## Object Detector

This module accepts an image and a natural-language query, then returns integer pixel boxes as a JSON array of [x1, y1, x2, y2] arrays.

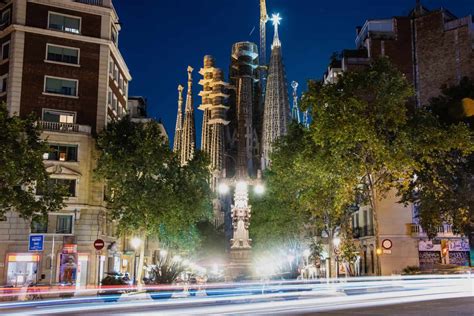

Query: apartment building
[[324, 4, 473, 275], [0, 0, 131, 287]]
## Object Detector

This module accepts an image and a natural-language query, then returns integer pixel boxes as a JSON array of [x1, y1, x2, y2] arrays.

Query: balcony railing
[[73, 0, 112, 8], [39, 121, 91, 134], [353, 225, 374, 238], [410, 224, 455, 237]]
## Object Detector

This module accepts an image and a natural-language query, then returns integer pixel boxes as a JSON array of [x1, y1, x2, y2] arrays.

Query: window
[[42, 109, 75, 123], [118, 73, 123, 91], [111, 26, 118, 46], [123, 81, 128, 96], [109, 60, 113, 76], [0, 9, 11, 29], [108, 88, 112, 107], [113, 65, 118, 82], [0, 74, 7, 93], [48, 12, 80, 34], [112, 95, 117, 112], [56, 215, 73, 234], [44, 76, 78, 97], [36, 178, 76, 197], [46, 44, 79, 65], [2, 41, 9, 60], [31, 217, 48, 234], [44, 144, 78, 162]]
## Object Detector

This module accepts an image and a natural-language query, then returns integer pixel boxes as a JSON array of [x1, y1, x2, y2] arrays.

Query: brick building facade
[[323, 5, 473, 276], [0, 0, 131, 287]]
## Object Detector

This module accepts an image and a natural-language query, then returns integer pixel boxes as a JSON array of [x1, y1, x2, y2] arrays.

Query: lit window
[[1, 41, 9, 60], [42, 109, 75, 124], [46, 44, 79, 65], [48, 12, 80, 34], [44, 144, 78, 162], [44, 76, 78, 97]]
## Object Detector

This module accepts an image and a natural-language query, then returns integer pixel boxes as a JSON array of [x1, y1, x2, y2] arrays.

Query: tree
[[401, 77, 474, 238], [251, 123, 356, 277], [95, 117, 213, 282], [301, 58, 473, 273], [0, 102, 64, 220]]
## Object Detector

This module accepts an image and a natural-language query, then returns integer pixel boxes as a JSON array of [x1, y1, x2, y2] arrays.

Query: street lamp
[[130, 237, 141, 285], [254, 184, 265, 195], [218, 183, 230, 195], [333, 237, 341, 278]]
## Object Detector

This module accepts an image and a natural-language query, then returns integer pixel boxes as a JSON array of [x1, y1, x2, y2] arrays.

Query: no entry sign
[[94, 239, 105, 250]]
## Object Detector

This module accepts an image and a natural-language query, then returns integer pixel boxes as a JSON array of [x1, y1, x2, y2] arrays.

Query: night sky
[[114, 0, 472, 146]]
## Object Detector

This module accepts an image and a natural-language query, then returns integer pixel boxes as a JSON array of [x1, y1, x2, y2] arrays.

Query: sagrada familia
[[172, 0, 307, 276]]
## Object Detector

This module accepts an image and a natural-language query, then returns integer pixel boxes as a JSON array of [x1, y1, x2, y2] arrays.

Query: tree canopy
[[95, 117, 213, 250], [251, 58, 473, 254], [0, 102, 64, 220]]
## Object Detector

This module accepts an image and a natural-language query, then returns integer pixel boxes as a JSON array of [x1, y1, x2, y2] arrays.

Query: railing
[[410, 224, 454, 236], [73, 0, 112, 8], [355, 19, 394, 48], [39, 121, 91, 134]]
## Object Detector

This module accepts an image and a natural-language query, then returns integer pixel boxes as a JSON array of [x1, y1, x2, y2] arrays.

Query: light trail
[[0, 274, 472, 315]]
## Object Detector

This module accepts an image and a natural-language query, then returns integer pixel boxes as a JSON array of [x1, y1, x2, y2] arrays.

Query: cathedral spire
[[180, 66, 196, 165], [262, 13, 290, 170], [270, 13, 282, 49], [173, 84, 184, 155]]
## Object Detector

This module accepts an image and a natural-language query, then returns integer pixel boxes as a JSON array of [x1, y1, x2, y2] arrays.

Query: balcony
[[410, 224, 456, 238], [353, 225, 374, 238], [39, 120, 91, 134], [73, 0, 113, 8], [355, 19, 395, 48]]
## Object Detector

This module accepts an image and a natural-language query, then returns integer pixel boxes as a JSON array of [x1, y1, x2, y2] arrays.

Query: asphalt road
[[309, 297, 474, 316]]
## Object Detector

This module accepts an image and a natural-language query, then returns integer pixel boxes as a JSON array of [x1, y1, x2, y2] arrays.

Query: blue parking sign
[[29, 235, 44, 251]]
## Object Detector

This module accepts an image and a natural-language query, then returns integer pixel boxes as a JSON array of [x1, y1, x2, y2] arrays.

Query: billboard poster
[[418, 240, 441, 251], [59, 253, 78, 284]]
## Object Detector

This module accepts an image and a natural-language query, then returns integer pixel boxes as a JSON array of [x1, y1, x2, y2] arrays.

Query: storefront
[[6, 253, 40, 286], [418, 238, 470, 269]]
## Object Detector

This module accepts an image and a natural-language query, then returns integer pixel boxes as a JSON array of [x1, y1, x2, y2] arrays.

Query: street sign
[[382, 239, 393, 250], [94, 239, 105, 250], [29, 235, 44, 251], [383, 249, 392, 254]]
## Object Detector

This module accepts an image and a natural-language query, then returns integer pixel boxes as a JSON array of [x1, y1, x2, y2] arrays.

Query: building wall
[[20, 32, 101, 130], [415, 11, 474, 106], [368, 17, 415, 85], [0, 0, 131, 286], [377, 191, 419, 275]]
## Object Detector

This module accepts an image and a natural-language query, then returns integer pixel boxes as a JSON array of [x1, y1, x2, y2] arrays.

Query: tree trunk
[[136, 234, 146, 286], [367, 173, 381, 276]]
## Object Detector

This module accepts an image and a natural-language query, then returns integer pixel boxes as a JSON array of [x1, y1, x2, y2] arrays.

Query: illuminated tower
[[229, 42, 259, 178], [198, 55, 230, 191], [173, 85, 184, 155], [180, 66, 196, 165], [262, 14, 290, 169], [259, 0, 268, 104], [291, 81, 301, 123]]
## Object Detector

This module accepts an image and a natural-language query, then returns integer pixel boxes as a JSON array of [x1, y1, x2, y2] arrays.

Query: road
[[0, 275, 472, 315]]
